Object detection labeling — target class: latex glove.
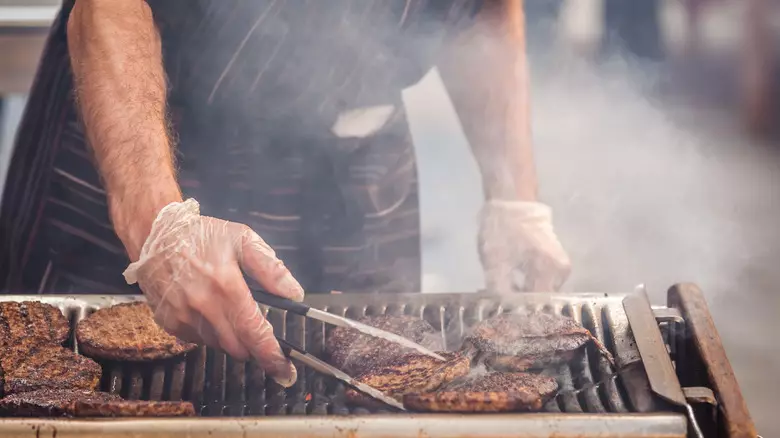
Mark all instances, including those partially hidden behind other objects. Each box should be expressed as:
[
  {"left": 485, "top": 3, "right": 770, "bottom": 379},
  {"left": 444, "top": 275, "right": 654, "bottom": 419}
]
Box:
[
  {"left": 478, "top": 200, "right": 571, "bottom": 294},
  {"left": 123, "top": 198, "right": 303, "bottom": 387}
]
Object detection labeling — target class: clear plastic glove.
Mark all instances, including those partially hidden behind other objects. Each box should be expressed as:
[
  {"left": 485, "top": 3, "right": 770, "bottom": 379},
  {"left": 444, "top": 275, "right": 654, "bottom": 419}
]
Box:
[
  {"left": 123, "top": 198, "right": 303, "bottom": 387},
  {"left": 478, "top": 200, "right": 571, "bottom": 294}
]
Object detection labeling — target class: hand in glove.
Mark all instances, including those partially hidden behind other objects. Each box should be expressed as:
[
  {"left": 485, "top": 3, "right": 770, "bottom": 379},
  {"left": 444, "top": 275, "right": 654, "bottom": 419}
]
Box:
[
  {"left": 479, "top": 200, "right": 571, "bottom": 294},
  {"left": 123, "top": 199, "right": 304, "bottom": 387}
]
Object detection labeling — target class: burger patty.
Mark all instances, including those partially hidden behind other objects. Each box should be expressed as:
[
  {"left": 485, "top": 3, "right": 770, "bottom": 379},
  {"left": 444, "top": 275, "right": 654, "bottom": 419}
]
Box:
[
  {"left": 403, "top": 372, "right": 559, "bottom": 412},
  {"left": 0, "top": 301, "right": 69, "bottom": 347},
  {"left": 326, "top": 315, "right": 443, "bottom": 375},
  {"left": 345, "top": 352, "right": 470, "bottom": 407},
  {"left": 76, "top": 302, "right": 197, "bottom": 361},
  {"left": 1, "top": 339, "right": 102, "bottom": 395},
  {"left": 0, "top": 389, "right": 121, "bottom": 417},
  {"left": 75, "top": 400, "right": 196, "bottom": 417},
  {"left": 462, "top": 312, "right": 615, "bottom": 371}
]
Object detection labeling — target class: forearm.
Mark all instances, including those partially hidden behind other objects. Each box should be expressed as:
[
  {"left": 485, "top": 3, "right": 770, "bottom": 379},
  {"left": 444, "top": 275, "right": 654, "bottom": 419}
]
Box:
[
  {"left": 439, "top": 0, "right": 538, "bottom": 202},
  {"left": 67, "top": 0, "right": 182, "bottom": 260}
]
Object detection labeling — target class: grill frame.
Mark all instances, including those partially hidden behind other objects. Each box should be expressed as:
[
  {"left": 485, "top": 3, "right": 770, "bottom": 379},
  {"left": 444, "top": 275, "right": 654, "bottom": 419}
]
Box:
[{"left": 0, "top": 290, "right": 700, "bottom": 437}]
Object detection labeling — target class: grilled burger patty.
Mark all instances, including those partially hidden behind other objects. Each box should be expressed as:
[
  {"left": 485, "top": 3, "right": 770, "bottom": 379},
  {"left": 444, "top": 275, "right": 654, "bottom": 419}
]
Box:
[
  {"left": 346, "top": 351, "right": 470, "bottom": 407},
  {"left": 462, "top": 312, "right": 615, "bottom": 371},
  {"left": 326, "top": 315, "right": 443, "bottom": 375},
  {"left": 403, "top": 372, "right": 559, "bottom": 412},
  {"left": 0, "top": 389, "right": 121, "bottom": 417},
  {"left": 76, "top": 302, "right": 197, "bottom": 361},
  {"left": 75, "top": 400, "right": 196, "bottom": 417},
  {"left": 0, "top": 301, "right": 69, "bottom": 347},
  {"left": 1, "top": 339, "right": 102, "bottom": 395}
]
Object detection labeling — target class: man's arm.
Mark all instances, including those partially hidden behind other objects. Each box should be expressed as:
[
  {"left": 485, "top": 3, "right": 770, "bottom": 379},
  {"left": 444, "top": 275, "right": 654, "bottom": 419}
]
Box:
[
  {"left": 437, "top": 1, "right": 570, "bottom": 293},
  {"left": 66, "top": 0, "right": 302, "bottom": 384},
  {"left": 437, "top": 0, "right": 537, "bottom": 202},
  {"left": 67, "top": 0, "right": 182, "bottom": 261}
]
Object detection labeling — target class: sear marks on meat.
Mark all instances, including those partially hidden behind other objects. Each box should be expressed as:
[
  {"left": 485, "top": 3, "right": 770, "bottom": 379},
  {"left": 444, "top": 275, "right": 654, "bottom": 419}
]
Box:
[
  {"left": 76, "top": 302, "right": 197, "bottom": 361},
  {"left": 0, "top": 389, "right": 121, "bottom": 417},
  {"left": 462, "top": 312, "right": 615, "bottom": 371},
  {"left": 403, "top": 372, "right": 559, "bottom": 413},
  {"left": 0, "top": 301, "right": 69, "bottom": 348},
  {"left": 326, "top": 315, "right": 443, "bottom": 375},
  {"left": 75, "top": 400, "right": 196, "bottom": 417},
  {"left": 1, "top": 339, "right": 102, "bottom": 395},
  {"left": 484, "top": 353, "right": 579, "bottom": 372},
  {"left": 346, "top": 352, "right": 470, "bottom": 408}
]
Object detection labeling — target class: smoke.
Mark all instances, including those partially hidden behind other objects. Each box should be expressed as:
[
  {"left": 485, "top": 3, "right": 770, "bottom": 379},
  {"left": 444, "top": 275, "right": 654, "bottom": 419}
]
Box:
[
  {"left": 513, "top": 4, "right": 780, "bottom": 433},
  {"left": 410, "top": 4, "right": 778, "bottom": 431}
]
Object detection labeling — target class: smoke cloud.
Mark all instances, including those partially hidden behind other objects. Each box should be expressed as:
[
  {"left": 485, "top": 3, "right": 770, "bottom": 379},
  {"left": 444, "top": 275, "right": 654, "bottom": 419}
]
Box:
[{"left": 410, "top": 2, "right": 778, "bottom": 433}]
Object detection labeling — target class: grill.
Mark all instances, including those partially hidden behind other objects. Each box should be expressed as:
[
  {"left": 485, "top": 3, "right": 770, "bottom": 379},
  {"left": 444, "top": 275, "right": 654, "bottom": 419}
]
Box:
[{"left": 0, "top": 283, "right": 758, "bottom": 438}]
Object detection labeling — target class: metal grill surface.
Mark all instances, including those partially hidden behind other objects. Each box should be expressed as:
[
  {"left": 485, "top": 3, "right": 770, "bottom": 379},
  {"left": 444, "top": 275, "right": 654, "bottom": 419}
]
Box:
[{"left": 0, "top": 293, "right": 661, "bottom": 417}]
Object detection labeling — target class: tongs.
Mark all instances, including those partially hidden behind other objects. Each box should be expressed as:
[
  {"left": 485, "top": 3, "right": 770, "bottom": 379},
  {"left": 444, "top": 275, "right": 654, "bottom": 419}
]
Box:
[
  {"left": 276, "top": 336, "right": 405, "bottom": 411},
  {"left": 251, "top": 289, "right": 444, "bottom": 361}
]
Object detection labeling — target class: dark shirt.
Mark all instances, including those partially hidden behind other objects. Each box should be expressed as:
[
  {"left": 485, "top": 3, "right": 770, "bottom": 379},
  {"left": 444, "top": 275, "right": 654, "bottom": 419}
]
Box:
[{"left": 0, "top": 0, "right": 479, "bottom": 294}]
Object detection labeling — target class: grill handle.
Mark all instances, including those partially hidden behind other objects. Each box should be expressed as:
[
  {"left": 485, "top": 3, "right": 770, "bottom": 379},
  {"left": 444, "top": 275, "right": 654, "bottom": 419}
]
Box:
[{"left": 667, "top": 283, "right": 758, "bottom": 438}]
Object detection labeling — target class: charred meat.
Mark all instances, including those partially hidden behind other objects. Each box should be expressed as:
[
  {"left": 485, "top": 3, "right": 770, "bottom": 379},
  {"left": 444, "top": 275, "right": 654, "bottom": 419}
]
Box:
[
  {"left": 76, "top": 302, "right": 197, "bottom": 361},
  {"left": 346, "top": 351, "right": 470, "bottom": 407},
  {"left": 0, "top": 301, "right": 69, "bottom": 347},
  {"left": 403, "top": 372, "right": 559, "bottom": 412},
  {"left": 462, "top": 312, "right": 615, "bottom": 371},
  {"left": 1, "top": 339, "right": 102, "bottom": 395},
  {"left": 75, "top": 400, "right": 196, "bottom": 417},
  {"left": 0, "top": 389, "right": 121, "bottom": 417},
  {"left": 326, "top": 315, "right": 443, "bottom": 375}
]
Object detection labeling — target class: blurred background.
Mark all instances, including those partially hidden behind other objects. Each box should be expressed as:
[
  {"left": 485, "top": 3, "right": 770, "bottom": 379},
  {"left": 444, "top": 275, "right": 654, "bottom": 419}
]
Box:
[{"left": 1, "top": 0, "right": 778, "bottom": 435}]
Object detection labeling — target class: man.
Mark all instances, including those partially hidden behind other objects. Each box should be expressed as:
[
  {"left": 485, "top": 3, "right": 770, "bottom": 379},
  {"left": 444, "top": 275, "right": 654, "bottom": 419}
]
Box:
[{"left": 0, "top": 0, "right": 569, "bottom": 386}]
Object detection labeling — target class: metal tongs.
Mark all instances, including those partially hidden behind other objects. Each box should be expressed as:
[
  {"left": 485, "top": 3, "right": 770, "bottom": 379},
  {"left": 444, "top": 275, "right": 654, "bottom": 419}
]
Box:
[
  {"left": 251, "top": 289, "right": 443, "bottom": 411},
  {"left": 251, "top": 289, "right": 444, "bottom": 361},
  {"left": 276, "top": 336, "right": 405, "bottom": 411}
]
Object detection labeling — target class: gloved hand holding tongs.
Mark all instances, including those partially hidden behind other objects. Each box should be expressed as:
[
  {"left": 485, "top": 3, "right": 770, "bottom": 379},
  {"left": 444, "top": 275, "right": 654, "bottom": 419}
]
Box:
[
  {"left": 123, "top": 200, "right": 435, "bottom": 409},
  {"left": 252, "top": 288, "right": 443, "bottom": 411},
  {"left": 123, "top": 199, "right": 306, "bottom": 388}
]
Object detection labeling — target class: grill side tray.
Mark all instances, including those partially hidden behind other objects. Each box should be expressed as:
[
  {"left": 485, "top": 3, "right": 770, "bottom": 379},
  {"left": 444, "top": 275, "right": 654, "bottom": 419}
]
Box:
[{"left": 668, "top": 283, "right": 758, "bottom": 438}]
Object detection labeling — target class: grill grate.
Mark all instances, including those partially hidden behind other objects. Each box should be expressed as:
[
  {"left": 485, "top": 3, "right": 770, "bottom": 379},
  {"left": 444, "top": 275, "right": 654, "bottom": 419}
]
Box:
[{"left": 1, "top": 294, "right": 663, "bottom": 417}]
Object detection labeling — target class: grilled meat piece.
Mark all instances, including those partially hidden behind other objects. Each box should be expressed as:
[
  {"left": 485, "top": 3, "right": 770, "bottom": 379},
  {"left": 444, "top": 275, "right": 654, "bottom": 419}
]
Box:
[
  {"left": 326, "top": 315, "right": 443, "bottom": 375},
  {"left": 1, "top": 339, "right": 102, "bottom": 395},
  {"left": 0, "top": 301, "right": 69, "bottom": 347},
  {"left": 76, "top": 302, "right": 197, "bottom": 361},
  {"left": 462, "top": 312, "right": 615, "bottom": 371},
  {"left": 75, "top": 400, "right": 196, "bottom": 417},
  {"left": 0, "top": 389, "right": 121, "bottom": 417},
  {"left": 403, "top": 372, "right": 559, "bottom": 412},
  {"left": 346, "top": 352, "right": 470, "bottom": 408}
]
